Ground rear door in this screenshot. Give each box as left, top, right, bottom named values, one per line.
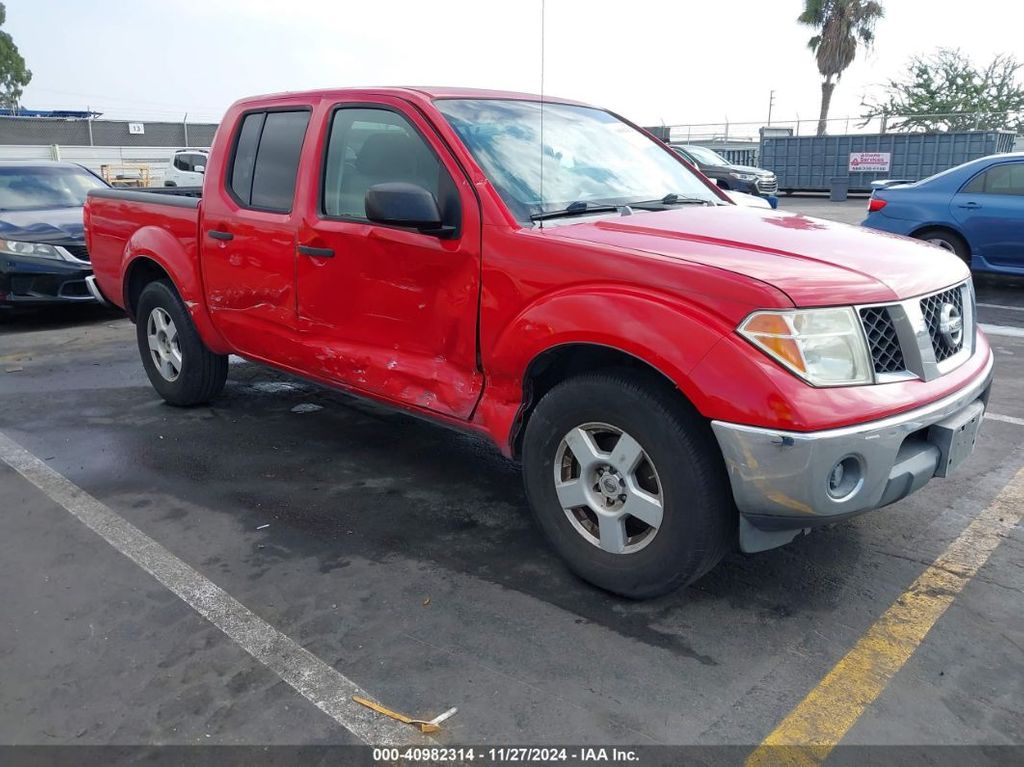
left=294, top=97, right=483, bottom=419
left=201, top=107, right=311, bottom=360
left=951, top=159, right=1024, bottom=268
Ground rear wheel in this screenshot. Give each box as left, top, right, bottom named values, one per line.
left=136, top=279, right=227, bottom=406
left=521, top=371, right=734, bottom=598
left=914, top=228, right=970, bottom=264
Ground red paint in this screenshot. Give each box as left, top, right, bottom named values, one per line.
left=85, top=87, right=992, bottom=456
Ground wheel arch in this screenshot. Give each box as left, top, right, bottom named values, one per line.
left=909, top=222, right=970, bottom=246
left=120, top=227, right=230, bottom=353
left=123, top=256, right=171, bottom=320
left=509, top=343, right=696, bottom=459
left=473, top=287, right=741, bottom=458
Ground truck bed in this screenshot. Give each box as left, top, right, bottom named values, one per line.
left=84, top=187, right=203, bottom=311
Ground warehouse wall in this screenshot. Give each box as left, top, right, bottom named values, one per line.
left=0, top=116, right=219, bottom=147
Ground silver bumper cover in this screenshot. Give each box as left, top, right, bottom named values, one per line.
left=85, top=275, right=110, bottom=307
left=711, top=354, right=993, bottom=552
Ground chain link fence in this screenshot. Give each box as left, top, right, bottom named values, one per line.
left=659, top=112, right=1023, bottom=145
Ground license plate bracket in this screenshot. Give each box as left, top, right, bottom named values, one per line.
left=928, top=400, right=985, bottom=478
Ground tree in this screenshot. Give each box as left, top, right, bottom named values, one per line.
left=798, top=0, right=884, bottom=135
left=0, top=3, right=30, bottom=110
left=862, top=49, right=1024, bottom=133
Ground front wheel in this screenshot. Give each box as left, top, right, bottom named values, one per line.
left=521, top=371, right=734, bottom=598
left=136, top=279, right=227, bottom=406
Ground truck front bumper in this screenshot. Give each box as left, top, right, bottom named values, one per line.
left=711, top=354, right=994, bottom=553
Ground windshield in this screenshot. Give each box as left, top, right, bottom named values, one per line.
left=678, top=145, right=731, bottom=166
left=435, top=99, right=719, bottom=221
left=0, top=165, right=107, bottom=211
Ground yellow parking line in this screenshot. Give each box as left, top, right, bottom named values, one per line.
left=746, top=465, right=1024, bottom=767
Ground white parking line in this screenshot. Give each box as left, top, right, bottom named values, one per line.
left=0, top=430, right=418, bottom=746
left=978, top=303, right=1024, bottom=313
left=980, top=323, right=1024, bottom=338
left=987, top=412, right=1024, bottom=428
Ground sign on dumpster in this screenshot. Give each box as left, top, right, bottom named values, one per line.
left=849, top=152, right=891, bottom=172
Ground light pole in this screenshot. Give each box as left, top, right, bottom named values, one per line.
left=767, top=90, right=776, bottom=126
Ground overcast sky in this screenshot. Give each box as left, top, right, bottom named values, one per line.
left=8, top=0, right=1024, bottom=134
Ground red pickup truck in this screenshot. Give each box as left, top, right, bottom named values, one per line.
left=84, top=87, right=993, bottom=598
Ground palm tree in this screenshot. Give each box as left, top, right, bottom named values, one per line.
left=798, top=0, right=884, bottom=135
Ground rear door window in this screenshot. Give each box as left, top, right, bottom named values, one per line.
left=228, top=110, right=310, bottom=211
left=983, top=162, right=1024, bottom=196
left=229, top=113, right=265, bottom=204
left=963, top=162, right=1024, bottom=196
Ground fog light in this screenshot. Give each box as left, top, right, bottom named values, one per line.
left=829, top=462, right=845, bottom=490
left=826, top=456, right=862, bottom=500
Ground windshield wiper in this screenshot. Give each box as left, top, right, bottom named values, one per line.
left=530, top=200, right=622, bottom=222
left=629, top=193, right=716, bottom=208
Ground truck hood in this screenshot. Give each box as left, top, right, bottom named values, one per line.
left=543, top=206, right=969, bottom=306
left=0, top=205, right=85, bottom=244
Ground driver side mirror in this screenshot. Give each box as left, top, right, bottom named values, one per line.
left=365, top=182, right=455, bottom=238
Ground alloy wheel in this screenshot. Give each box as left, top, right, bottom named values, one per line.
left=553, top=422, right=664, bottom=554
left=147, top=307, right=182, bottom=382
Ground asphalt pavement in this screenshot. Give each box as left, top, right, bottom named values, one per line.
left=1, top=215, right=1022, bottom=761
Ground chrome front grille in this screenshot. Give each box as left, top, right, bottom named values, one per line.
left=920, top=286, right=964, bottom=361
left=756, top=177, right=779, bottom=194
left=859, top=306, right=906, bottom=374
left=856, top=281, right=974, bottom=383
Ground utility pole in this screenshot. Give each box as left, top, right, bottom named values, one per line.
left=767, top=90, right=776, bottom=126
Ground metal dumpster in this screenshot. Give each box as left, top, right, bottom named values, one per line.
left=761, top=131, right=1017, bottom=193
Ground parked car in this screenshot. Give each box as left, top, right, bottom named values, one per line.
left=163, top=149, right=210, bottom=187
left=863, top=153, right=1024, bottom=274
left=85, top=88, right=992, bottom=598
left=670, top=143, right=779, bottom=199
left=0, top=160, right=108, bottom=312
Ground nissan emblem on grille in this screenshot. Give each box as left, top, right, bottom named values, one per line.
left=857, top=282, right=972, bottom=382
left=921, top=286, right=966, bottom=361
left=939, top=303, right=964, bottom=347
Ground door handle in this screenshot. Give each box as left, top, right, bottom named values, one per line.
left=957, top=202, right=981, bottom=209
left=208, top=230, right=234, bottom=241
left=297, top=244, right=335, bottom=258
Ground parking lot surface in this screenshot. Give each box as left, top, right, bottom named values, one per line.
left=2, top=231, right=1023, bottom=754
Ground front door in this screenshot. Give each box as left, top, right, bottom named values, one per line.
left=951, top=159, right=1024, bottom=269
left=295, top=99, right=483, bottom=419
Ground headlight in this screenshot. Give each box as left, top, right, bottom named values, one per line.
left=0, top=239, right=66, bottom=261
left=739, top=307, right=873, bottom=386
left=729, top=172, right=758, bottom=181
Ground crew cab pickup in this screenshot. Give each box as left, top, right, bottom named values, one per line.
left=84, top=88, right=993, bottom=598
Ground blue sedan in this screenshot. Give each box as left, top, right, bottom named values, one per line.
left=862, top=152, right=1024, bottom=275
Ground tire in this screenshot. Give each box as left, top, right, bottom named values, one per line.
left=521, top=370, right=734, bottom=598
left=135, top=279, right=227, bottom=406
left=914, top=228, right=970, bottom=264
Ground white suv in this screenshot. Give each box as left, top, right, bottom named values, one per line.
left=163, top=149, right=209, bottom=187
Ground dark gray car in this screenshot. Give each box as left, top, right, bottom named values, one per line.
left=0, top=161, right=107, bottom=311
left=671, top=144, right=778, bottom=197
